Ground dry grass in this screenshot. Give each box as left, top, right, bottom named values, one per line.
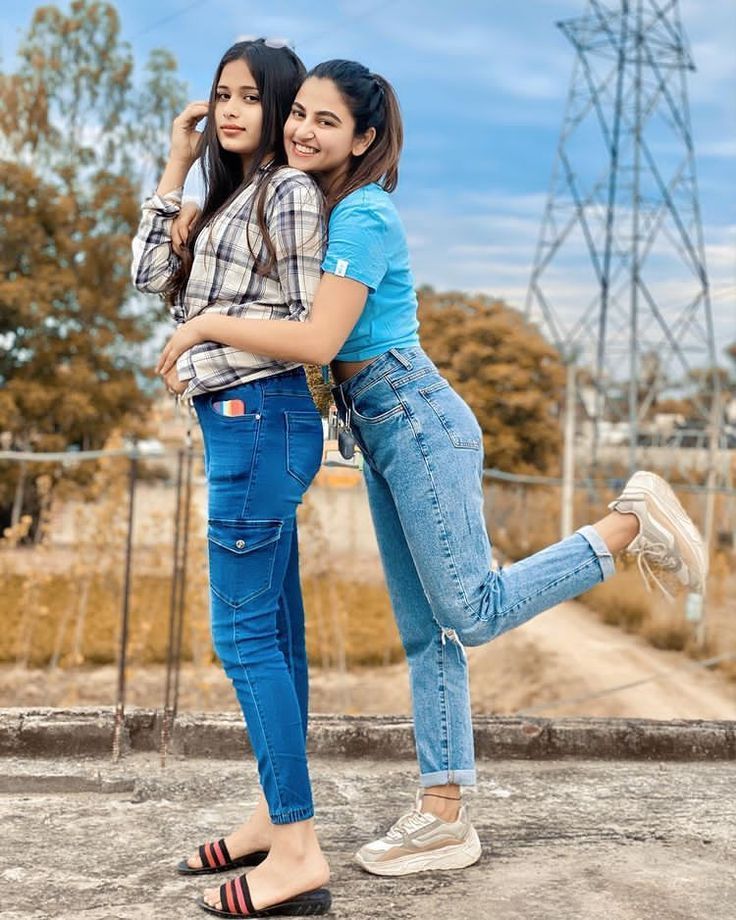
left=304, top=577, right=401, bottom=667
left=0, top=458, right=403, bottom=670
left=0, top=568, right=401, bottom=669
left=580, top=565, right=693, bottom=649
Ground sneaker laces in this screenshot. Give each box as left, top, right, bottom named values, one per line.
left=633, top=539, right=681, bottom=602
left=385, top=809, right=434, bottom=841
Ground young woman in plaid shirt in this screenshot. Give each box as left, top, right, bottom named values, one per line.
left=132, top=40, right=331, bottom=917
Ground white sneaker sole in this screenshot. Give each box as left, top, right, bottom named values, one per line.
left=611, top=471, right=708, bottom=590
left=354, top=827, right=482, bottom=876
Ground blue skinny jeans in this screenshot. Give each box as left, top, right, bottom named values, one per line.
left=194, top=368, right=323, bottom=824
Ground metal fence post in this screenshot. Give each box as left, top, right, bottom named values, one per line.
left=112, top=450, right=138, bottom=762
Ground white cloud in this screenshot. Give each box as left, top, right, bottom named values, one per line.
left=697, top=140, right=736, bottom=158
left=705, top=227, right=736, bottom=275
left=369, top=17, right=571, bottom=102
left=401, top=190, right=735, bottom=357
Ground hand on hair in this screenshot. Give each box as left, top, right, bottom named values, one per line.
left=172, top=202, right=201, bottom=256
left=169, top=101, right=209, bottom=165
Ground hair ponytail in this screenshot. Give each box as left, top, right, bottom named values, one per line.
left=368, top=74, right=401, bottom=193
left=308, top=60, right=403, bottom=209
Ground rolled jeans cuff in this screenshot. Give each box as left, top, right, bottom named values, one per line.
left=269, top=805, right=315, bottom=825
left=576, top=524, right=616, bottom=580
left=420, top=769, right=476, bottom=788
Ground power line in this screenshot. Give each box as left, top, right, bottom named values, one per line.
left=128, top=0, right=210, bottom=42
left=129, top=0, right=396, bottom=47
left=296, top=0, right=397, bottom=50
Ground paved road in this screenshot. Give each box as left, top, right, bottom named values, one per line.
left=1, top=752, right=734, bottom=919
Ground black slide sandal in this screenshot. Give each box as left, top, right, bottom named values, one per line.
left=197, top=873, right=331, bottom=917
left=177, top=838, right=269, bottom=876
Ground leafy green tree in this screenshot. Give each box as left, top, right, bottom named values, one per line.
left=417, top=288, right=565, bottom=474
left=0, top=0, right=187, bottom=528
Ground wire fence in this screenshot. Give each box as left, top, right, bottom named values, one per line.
left=1, top=440, right=734, bottom=759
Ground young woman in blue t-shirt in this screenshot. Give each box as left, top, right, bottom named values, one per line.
left=159, top=59, right=707, bottom=882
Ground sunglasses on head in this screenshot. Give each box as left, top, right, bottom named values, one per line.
left=237, top=35, right=295, bottom=50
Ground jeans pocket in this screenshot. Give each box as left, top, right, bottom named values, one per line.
left=351, top=377, right=404, bottom=424
left=284, top=410, right=324, bottom=488
left=208, top=519, right=283, bottom=608
left=420, top=380, right=482, bottom=450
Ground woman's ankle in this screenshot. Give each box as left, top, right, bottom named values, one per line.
left=268, top=819, right=324, bottom=861
left=222, top=809, right=273, bottom=852
left=420, top=784, right=462, bottom=821
left=593, top=510, right=640, bottom=554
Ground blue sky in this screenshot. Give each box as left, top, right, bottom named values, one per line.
left=4, top=0, right=735, bottom=359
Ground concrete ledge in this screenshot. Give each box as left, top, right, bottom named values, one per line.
left=0, top=773, right=136, bottom=794
left=0, top=708, right=733, bottom=760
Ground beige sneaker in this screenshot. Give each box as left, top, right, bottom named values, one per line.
left=354, top=794, right=482, bottom=876
left=608, top=470, right=708, bottom=597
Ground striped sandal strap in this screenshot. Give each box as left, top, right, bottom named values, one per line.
left=199, top=838, right=231, bottom=869
left=216, top=838, right=233, bottom=866
left=220, top=874, right=255, bottom=916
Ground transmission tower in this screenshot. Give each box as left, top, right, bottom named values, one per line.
left=525, top=0, right=721, bottom=477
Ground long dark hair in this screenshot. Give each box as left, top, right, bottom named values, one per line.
left=168, top=40, right=306, bottom=303
left=308, top=60, right=403, bottom=209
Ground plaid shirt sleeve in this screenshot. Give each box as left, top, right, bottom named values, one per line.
left=177, top=174, right=326, bottom=393
left=269, top=176, right=326, bottom=321
left=176, top=339, right=198, bottom=385
left=130, top=186, right=183, bottom=305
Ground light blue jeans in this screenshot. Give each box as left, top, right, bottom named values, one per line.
left=333, top=347, right=615, bottom=787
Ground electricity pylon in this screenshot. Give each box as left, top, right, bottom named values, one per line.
left=525, top=0, right=721, bottom=478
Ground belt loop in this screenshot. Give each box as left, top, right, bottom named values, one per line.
left=389, top=348, right=412, bottom=369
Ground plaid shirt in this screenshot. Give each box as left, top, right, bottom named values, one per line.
left=131, top=166, right=325, bottom=397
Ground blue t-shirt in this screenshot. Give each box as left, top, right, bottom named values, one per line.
left=321, top=183, right=420, bottom=361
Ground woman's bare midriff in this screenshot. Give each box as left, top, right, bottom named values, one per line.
left=330, top=356, right=382, bottom=385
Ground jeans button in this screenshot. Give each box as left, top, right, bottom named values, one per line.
left=235, top=539, right=246, bottom=549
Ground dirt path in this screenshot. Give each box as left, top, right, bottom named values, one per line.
left=465, top=599, right=735, bottom=719
left=1, top=600, right=733, bottom=719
